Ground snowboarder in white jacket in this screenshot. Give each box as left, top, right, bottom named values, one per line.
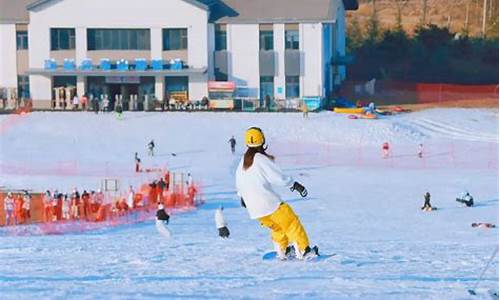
left=215, top=205, right=230, bottom=238
left=235, top=127, right=317, bottom=260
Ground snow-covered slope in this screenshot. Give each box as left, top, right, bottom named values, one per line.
left=0, top=109, right=498, bottom=299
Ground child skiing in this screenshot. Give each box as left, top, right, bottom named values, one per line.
left=235, top=127, right=317, bottom=260
left=215, top=205, right=230, bottom=238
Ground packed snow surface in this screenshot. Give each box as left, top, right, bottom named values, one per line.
left=0, top=109, right=498, bottom=299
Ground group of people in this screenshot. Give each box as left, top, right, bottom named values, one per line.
left=42, top=188, right=106, bottom=222
left=421, top=191, right=476, bottom=211
left=381, top=142, right=424, bottom=159
left=2, top=191, right=32, bottom=226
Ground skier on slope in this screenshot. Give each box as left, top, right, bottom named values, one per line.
left=148, top=140, right=155, bottom=156
left=235, top=127, right=318, bottom=260
left=417, top=143, right=424, bottom=158
left=382, top=142, right=390, bottom=159
left=215, top=205, right=230, bottom=238
left=156, top=203, right=170, bottom=224
left=421, top=192, right=434, bottom=211
left=228, top=136, right=236, bottom=154
left=134, top=152, right=141, bottom=172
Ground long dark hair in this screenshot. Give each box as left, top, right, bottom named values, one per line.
left=243, top=145, right=275, bottom=170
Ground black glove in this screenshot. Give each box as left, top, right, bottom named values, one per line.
left=218, top=226, right=230, bottom=238
left=290, top=181, right=308, bottom=197
left=240, top=197, right=246, bottom=208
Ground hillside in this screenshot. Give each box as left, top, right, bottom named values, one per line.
left=347, top=0, right=499, bottom=37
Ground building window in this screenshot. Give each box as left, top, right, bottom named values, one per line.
left=260, top=76, right=274, bottom=101
left=286, top=76, right=300, bottom=98
left=163, top=29, right=188, bottom=51
left=50, top=28, right=75, bottom=50
left=285, top=29, right=299, bottom=50
left=215, top=70, right=228, bottom=81
left=87, top=29, right=150, bottom=50
left=215, top=24, right=227, bottom=51
left=259, top=29, right=273, bottom=51
left=16, top=31, right=28, bottom=50
left=17, top=76, right=30, bottom=99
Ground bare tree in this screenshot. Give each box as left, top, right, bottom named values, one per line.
left=393, top=0, right=410, bottom=30
left=481, top=0, right=488, bottom=36
left=420, top=0, right=428, bottom=25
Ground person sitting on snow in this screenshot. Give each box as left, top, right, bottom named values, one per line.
left=236, top=127, right=318, bottom=260
left=456, top=191, right=474, bottom=207
left=215, top=205, right=230, bottom=239
left=421, top=192, right=434, bottom=211
left=472, top=223, right=496, bottom=228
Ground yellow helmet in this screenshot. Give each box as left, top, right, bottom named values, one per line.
left=245, top=127, right=265, bottom=148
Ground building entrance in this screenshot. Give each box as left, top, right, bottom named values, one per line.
left=87, top=76, right=155, bottom=111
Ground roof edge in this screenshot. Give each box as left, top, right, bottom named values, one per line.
left=27, top=0, right=209, bottom=11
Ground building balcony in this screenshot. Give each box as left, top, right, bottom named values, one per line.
left=29, top=58, right=206, bottom=76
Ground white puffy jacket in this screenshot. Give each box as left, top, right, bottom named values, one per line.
left=214, top=208, right=226, bottom=229
left=235, top=153, right=294, bottom=219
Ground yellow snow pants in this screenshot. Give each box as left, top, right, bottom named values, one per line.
left=258, top=203, right=310, bottom=252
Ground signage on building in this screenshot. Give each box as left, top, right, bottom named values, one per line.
left=105, top=76, right=140, bottom=84
left=208, top=81, right=236, bottom=91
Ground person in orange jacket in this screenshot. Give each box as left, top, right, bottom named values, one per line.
left=14, top=193, right=24, bottom=224
left=22, top=191, right=31, bottom=224
left=164, top=171, right=170, bottom=191
left=81, top=190, right=90, bottom=221
left=43, top=190, right=53, bottom=222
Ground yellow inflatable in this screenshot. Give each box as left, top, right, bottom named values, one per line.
left=334, top=107, right=365, bottom=114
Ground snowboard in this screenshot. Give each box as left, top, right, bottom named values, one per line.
left=421, top=207, right=438, bottom=212
left=262, top=251, right=336, bottom=262
left=155, top=220, right=171, bottom=239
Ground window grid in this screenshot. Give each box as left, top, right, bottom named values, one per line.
left=259, top=30, right=273, bottom=51
left=51, top=28, right=76, bottom=51
left=16, top=31, right=28, bottom=50
left=163, top=28, right=188, bottom=51
left=87, top=29, right=151, bottom=50
left=285, top=30, right=299, bottom=50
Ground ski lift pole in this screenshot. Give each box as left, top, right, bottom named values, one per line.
left=468, top=246, right=499, bottom=296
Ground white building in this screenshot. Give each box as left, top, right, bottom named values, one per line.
left=0, top=0, right=358, bottom=108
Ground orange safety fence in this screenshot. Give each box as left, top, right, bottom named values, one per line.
left=0, top=177, right=203, bottom=235
left=341, top=80, right=499, bottom=105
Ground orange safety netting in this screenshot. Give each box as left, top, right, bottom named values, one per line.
left=0, top=176, right=203, bottom=235
left=341, top=80, right=499, bottom=105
